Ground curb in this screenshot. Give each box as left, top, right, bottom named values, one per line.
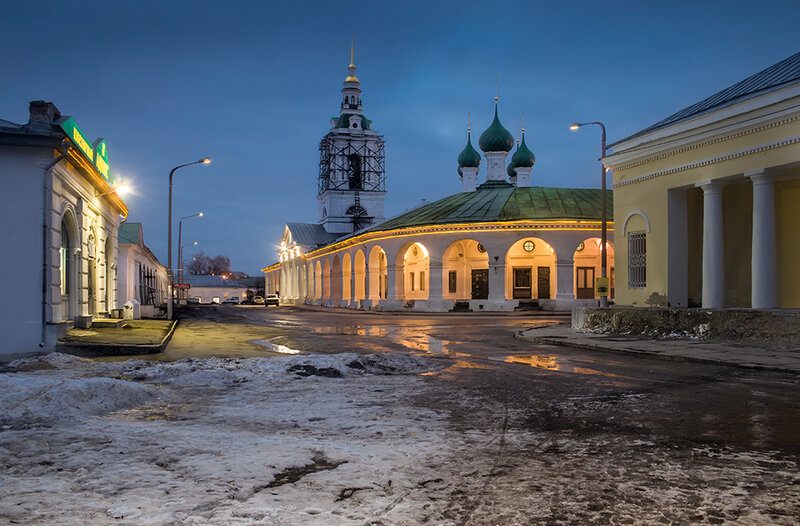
left=56, top=320, right=179, bottom=358
left=514, top=330, right=799, bottom=375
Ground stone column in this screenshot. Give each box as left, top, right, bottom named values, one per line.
left=349, top=256, right=356, bottom=307
left=699, top=181, right=725, bottom=308
left=488, top=260, right=506, bottom=301
left=429, top=261, right=443, bottom=301
left=363, top=256, right=371, bottom=305
left=555, top=259, right=574, bottom=300
left=747, top=170, right=777, bottom=309
left=386, top=264, right=398, bottom=301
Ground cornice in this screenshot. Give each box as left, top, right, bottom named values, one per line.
left=611, top=113, right=799, bottom=174
left=613, top=134, right=800, bottom=188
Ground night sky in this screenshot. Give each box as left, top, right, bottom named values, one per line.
left=2, top=1, right=798, bottom=274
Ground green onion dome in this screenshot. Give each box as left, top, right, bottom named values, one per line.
left=507, top=145, right=518, bottom=177
left=511, top=133, right=535, bottom=168
left=478, top=105, right=514, bottom=153
left=458, top=166, right=463, bottom=177
left=457, top=132, right=482, bottom=168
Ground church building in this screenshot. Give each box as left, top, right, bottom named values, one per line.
left=264, top=44, right=614, bottom=312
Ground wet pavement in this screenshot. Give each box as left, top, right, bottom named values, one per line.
left=129, top=304, right=800, bottom=456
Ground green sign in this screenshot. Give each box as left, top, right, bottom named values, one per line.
left=58, top=117, right=116, bottom=185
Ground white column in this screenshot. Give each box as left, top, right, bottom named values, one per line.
left=429, top=261, right=443, bottom=300
left=555, top=259, right=574, bottom=300
left=461, top=167, right=478, bottom=192
left=747, top=170, right=777, bottom=309
left=386, top=264, right=398, bottom=300
left=515, top=167, right=532, bottom=188
left=363, top=256, right=371, bottom=303
left=488, top=260, right=505, bottom=301
left=349, top=257, right=356, bottom=306
left=699, top=181, right=725, bottom=308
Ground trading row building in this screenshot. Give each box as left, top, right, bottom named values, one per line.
left=0, top=102, right=167, bottom=359
left=264, top=49, right=614, bottom=311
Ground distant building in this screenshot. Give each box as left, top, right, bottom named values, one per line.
left=184, top=275, right=250, bottom=304
left=605, top=51, right=800, bottom=309
left=117, top=222, right=168, bottom=317
left=0, top=101, right=128, bottom=358
left=264, top=43, right=614, bottom=312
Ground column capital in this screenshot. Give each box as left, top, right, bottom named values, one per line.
left=745, top=169, right=775, bottom=184
left=695, top=179, right=725, bottom=193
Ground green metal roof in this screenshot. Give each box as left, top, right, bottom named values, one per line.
left=367, top=186, right=613, bottom=232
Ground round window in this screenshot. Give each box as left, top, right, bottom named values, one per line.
left=523, top=240, right=535, bottom=253
left=476, top=243, right=486, bottom=253
left=352, top=123, right=358, bottom=128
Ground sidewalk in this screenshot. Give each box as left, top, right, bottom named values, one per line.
left=516, top=324, right=800, bottom=374
left=56, top=320, right=178, bottom=357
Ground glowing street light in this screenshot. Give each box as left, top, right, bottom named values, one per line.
left=570, top=121, right=609, bottom=307
left=168, top=158, right=211, bottom=320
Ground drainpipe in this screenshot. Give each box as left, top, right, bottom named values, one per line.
left=41, top=143, right=71, bottom=348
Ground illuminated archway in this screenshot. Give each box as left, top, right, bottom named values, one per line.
left=573, top=238, right=615, bottom=300
left=368, top=245, right=387, bottom=301
left=505, top=238, right=556, bottom=300
left=314, top=260, right=322, bottom=300
left=322, top=259, right=331, bottom=300
left=331, top=255, right=342, bottom=301
left=396, top=242, right=430, bottom=300
left=354, top=250, right=366, bottom=300
left=443, top=239, right=489, bottom=300
left=342, top=253, right=352, bottom=301
left=59, top=210, right=79, bottom=320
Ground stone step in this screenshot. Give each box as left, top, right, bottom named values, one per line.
left=91, top=318, right=125, bottom=329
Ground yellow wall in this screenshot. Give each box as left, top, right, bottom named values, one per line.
left=609, top=106, right=800, bottom=308
left=776, top=177, right=800, bottom=308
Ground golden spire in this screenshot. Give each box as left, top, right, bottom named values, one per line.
left=522, top=111, right=526, bottom=133
left=494, top=78, right=499, bottom=103
left=349, top=33, right=355, bottom=68
left=467, top=110, right=471, bottom=133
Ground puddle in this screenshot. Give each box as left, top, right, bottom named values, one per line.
left=503, top=354, right=622, bottom=379
left=252, top=340, right=302, bottom=354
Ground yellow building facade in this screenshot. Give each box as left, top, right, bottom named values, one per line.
left=604, top=51, right=800, bottom=309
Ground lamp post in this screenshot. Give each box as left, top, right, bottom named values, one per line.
left=168, top=158, right=211, bottom=320
left=177, top=212, right=203, bottom=300
left=179, top=241, right=199, bottom=300
left=570, top=121, right=609, bottom=308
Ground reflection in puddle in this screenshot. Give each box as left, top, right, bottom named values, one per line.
left=252, top=340, right=302, bottom=354
left=421, top=360, right=490, bottom=376
left=504, top=354, right=620, bottom=379
left=313, top=325, right=453, bottom=354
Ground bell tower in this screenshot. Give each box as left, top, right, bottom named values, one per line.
left=318, top=36, right=386, bottom=234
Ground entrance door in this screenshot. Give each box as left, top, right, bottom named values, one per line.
left=512, top=267, right=532, bottom=299
left=537, top=266, right=551, bottom=299
left=576, top=266, right=595, bottom=299
left=471, top=269, right=489, bottom=300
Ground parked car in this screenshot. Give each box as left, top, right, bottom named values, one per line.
left=222, top=297, right=240, bottom=304
left=265, top=293, right=279, bottom=306
left=253, top=295, right=265, bottom=305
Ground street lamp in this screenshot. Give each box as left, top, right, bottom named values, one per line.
left=570, top=122, right=609, bottom=308
left=179, top=241, right=199, bottom=299
left=177, top=212, right=203, bottom=294
left=168, top=158, right=211, bottom=320
left=95, top=182, right=130, bottom=198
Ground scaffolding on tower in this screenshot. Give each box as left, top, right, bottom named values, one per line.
left=318, top=134, right=386, bottom=195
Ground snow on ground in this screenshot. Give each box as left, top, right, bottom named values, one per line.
left=1, top=352, right=799, bottom=525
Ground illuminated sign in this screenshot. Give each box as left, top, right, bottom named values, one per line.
left=595, top=277, right=609, bottom=297
left=58, top=117, right=116, bottom=185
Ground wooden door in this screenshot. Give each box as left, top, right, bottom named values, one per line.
left=576, top=266, right=595, bottom=299
left=537, top=266, right=551, bottom=299
left=512, top=267, right=532, bottom=299
left=471, top=269, right=489, bottom=300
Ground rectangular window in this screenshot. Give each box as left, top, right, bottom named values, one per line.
left=448, top=271, right=457, bottom=293
left=419, top=271, right=425, bottom=292
left=628, top=232, right=646, bottom=288
left=410, top=272, right=415, bottom=291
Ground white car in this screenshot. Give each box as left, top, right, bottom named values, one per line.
left=265, top=293, right=279, bottom=306
left=253, top=295, right=265, bottom=305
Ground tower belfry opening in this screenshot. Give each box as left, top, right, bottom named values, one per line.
left=317, top=36, right=387, bottom=234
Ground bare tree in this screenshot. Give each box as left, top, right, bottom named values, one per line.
left=187, top=251, right=231, bottom=276
left=209, top=255, right=231, bottom=275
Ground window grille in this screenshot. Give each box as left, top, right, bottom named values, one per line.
left=628, top=232, right=647, bottom=288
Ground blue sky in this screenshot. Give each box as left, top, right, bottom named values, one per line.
left=2, top=0, right=798, bottom=273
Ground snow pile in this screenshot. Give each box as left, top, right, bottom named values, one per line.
left=93, top=352, right=440, bottom=387
left=0, top=375, right=166, bottom=424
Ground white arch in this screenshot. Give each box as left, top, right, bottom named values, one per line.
left=622, top=209, right=651, bottom=236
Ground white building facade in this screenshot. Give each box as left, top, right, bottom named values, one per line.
left=118, top=223, right=168, bottom=317
left=264, top=49, right=614, bottom=312
left=0, top=101, right=128, bottom=358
